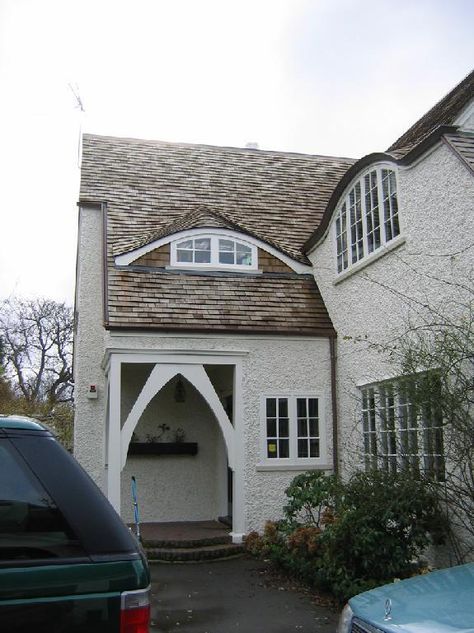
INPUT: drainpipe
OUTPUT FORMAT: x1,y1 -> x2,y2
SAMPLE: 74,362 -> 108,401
329,337 -> 339,477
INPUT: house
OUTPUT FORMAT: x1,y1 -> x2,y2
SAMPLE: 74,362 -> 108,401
74,70 -> 474,547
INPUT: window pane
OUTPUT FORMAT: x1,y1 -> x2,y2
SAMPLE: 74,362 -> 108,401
219,239 -> 234,252
278,399 -> 288,417
279,418 -> 289,437
0,443 -> 84,560
266,419 -> 276,437
177,249 -> 192,262
177,240 -> 192,249
219,252 -> 234,264
297,398 -> 306,417
308,398 -> 318,417
195,250 -> 211,263
266,398 -> 276,417
267,441 -> 278,458
236,247 -> 252,265
297,419 -> 307,437
298,439 -> 308,458
195,238 -> 210,251
309,419 -> 319,436
279,439 -> 289,458
309,439 -> 320,457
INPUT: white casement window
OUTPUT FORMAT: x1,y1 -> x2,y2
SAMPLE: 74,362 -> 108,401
262,395 -> 324,465
335,166 -> 400,273
171,235 -> 257,270
360,375 -> 444,480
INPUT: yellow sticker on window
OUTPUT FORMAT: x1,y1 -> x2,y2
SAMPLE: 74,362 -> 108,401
268,443 -> 277,453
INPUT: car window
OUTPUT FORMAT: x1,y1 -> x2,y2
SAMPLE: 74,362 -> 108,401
0,440 -> 85,562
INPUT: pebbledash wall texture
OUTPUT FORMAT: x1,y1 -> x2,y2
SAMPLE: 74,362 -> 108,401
74,206 -> 334,533
309,142 -> 474,476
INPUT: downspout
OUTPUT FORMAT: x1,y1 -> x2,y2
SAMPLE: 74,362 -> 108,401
329,336 -> 339,477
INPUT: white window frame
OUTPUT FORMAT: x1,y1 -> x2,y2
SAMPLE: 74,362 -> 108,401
334,165 -> 401,274
360,375 -> 444,480
170,232 -> 258,272
259,394 -> 326,467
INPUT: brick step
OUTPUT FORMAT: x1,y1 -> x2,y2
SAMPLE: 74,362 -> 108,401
142,534 -> 232,549
145,542 -> 245,562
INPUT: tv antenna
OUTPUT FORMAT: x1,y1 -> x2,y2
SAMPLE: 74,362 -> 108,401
68,83 -> 85,167
68,82 -> 85,112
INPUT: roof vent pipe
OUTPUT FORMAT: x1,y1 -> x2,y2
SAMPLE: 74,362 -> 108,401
245,142 -> 259,150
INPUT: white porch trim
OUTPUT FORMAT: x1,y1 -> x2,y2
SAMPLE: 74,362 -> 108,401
107,355 -> 121,510
120,363 -> 235,469
104,350 -> 246,542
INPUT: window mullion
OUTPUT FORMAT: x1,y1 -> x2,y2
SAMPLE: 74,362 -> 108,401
361,173 -> 369,257
211,235 -> 217,266
289,397 -> 297,460
377,168 -> 387,244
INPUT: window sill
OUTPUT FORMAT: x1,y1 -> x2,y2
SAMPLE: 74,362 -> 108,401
334,235 -> 406,285
256,462 -> 332,472
166,265 -> 262,275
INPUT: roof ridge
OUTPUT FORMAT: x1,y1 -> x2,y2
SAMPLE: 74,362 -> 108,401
82,133 -> 355,162
387,68 -> 474,152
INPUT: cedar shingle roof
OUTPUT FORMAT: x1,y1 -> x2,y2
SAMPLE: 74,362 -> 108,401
80,134 -> 354,263
444,132 -> 474,174
107,268 -> 334,335
80,134 -> 351,335
387,69 -> 474,154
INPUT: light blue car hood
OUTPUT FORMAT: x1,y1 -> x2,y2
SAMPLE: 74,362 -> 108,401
349,563 -> 474,633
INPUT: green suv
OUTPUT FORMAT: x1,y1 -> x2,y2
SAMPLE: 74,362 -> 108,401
0,415 -> 150,632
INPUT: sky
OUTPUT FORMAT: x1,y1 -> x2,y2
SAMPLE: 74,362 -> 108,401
0,0 -> 473,305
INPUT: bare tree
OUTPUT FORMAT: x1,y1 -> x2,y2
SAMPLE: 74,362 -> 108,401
0,298 -> 74,405
395,306 -> 474,563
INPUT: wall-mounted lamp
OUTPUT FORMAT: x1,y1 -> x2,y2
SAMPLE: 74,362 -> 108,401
174,377 -> 186,403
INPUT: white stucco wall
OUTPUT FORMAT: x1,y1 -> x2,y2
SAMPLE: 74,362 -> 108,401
73,206 -> 108,487
73,202 -> 334,532
309,142 -> 474,476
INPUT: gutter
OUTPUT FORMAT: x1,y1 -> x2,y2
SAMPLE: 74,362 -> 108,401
329,337 -> 339,476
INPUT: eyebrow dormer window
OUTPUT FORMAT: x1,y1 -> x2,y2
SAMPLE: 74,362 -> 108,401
171,234 -> 257,270
335,166 -> 400,274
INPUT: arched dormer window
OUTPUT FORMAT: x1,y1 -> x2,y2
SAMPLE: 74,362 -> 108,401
170,234 -> 257,270
335,166 -> 400,273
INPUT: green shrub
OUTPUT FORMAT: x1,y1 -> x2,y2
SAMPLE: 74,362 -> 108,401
282,471 -> 339,531
322,470 -> 446,583
249,470 -> 448,602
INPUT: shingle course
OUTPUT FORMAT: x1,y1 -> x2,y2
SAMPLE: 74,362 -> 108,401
388,69 -> 474,154
80,134 -> 354,264
444,132 -> 474,173
106,268 -> 334,335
